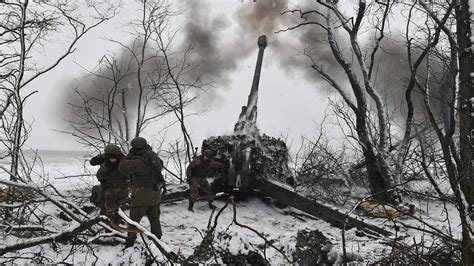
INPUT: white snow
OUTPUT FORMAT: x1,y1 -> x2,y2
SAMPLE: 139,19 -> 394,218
0,150 -> 468,263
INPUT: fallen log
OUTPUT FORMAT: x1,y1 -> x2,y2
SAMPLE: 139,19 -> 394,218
161,184 -> 189,202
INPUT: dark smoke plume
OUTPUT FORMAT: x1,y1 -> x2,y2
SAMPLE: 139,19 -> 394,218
229,0 -> 451,123
236,0 -> 288,36
235,0 -> 343,91
60,0 -> 451,133
60,39 -> 166,129
181,0 -> 292,85
181,0 -> 250,86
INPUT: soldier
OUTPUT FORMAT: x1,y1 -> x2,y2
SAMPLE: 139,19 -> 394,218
119,137 -> 166,247
186,149 -> 227,212
90,144 -> 128,226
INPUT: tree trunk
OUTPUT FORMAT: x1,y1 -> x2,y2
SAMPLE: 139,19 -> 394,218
362,142 -> 395,203
455,0 -> 474,263
356,108 -> 395,203
456,0 -> 474,207
324,15 -> 395,203
442,141 -> 474,265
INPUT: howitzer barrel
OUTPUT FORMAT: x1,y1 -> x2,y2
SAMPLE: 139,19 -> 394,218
244,35 -> 267,119
234,35 -> 268,134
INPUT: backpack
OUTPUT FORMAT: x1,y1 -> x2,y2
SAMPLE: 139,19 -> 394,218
137,155 -> 165,185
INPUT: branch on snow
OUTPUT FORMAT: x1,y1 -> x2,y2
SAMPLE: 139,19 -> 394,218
1,224 -> 57,234
117,208 -> 182,263
0,166 -> 126,239
0,202 -> 24,208
0,167 -> 86,224
0,216 -> 105,256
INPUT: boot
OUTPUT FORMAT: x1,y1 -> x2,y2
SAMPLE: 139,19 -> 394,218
208,201 -> 217,210
188,201 -> 194,212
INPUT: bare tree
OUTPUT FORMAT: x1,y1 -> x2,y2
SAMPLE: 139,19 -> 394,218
153,33 -> 200,163
0,0 -> 118,176
411,1 -> 474,263
64,42 -> 171,151
65,0 -> 204,179
280,0 -> 473,261
280,1 -> 405,203
454,0 -> 474,208
0,0 -> 118,222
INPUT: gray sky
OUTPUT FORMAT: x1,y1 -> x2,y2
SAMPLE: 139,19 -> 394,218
23,0 -> 331,152
21,0 -> 438,157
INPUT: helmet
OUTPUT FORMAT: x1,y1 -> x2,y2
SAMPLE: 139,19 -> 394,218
104,144 -> 122,156
202,149 -> 214,159
130,137 -> 147,149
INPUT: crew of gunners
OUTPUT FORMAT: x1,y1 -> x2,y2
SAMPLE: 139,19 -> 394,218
90,137 -> 226,247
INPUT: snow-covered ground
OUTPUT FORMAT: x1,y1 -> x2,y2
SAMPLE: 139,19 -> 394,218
0,193 -> 383,264
0,150 -> 466,264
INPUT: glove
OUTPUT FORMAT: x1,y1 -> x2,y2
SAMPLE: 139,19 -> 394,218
90,154 -> 105,166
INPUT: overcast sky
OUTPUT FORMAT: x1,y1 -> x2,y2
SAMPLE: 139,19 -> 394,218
21,0 -> 334,152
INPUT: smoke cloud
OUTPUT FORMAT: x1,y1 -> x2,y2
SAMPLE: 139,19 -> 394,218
236,0 -> 288,36
181,0 -> 293,85
61,0 -> 451,136
181,0 -> 243,85
179,0 -> 258,106
60,39 -> 168,134
235,0 -> 343,91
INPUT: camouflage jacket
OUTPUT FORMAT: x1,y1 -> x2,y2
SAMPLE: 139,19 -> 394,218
119,145 -> 164,188
129,186 -> 161,207
186,155 -> 227,179
90,154 -> 127,188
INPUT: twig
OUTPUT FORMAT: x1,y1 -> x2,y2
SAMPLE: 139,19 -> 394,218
192,227 -> 205,239
0,216 -> 105,256
54,174 -> 95,180
230,197 -> 292,263
207,208 -> 215,230
140,234 -> 159,264
204,200 -> 230,264
118,208 -> 182,263
372,243 -> 418,264
1,224 -> 57,234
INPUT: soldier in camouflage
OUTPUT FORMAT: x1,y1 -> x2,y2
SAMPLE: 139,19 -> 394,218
119,137 -> 166,247
90,144 -> 128,226
186,149 -> 227,212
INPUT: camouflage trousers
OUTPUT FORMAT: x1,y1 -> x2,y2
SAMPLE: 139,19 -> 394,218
127,204 -> 162,241
103,186 -> 128,224
189,176 -> 214,203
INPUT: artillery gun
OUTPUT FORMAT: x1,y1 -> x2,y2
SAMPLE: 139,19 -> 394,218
200,35 -> 295,195
90,35 -> 391,237
195,36 -> 391,236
